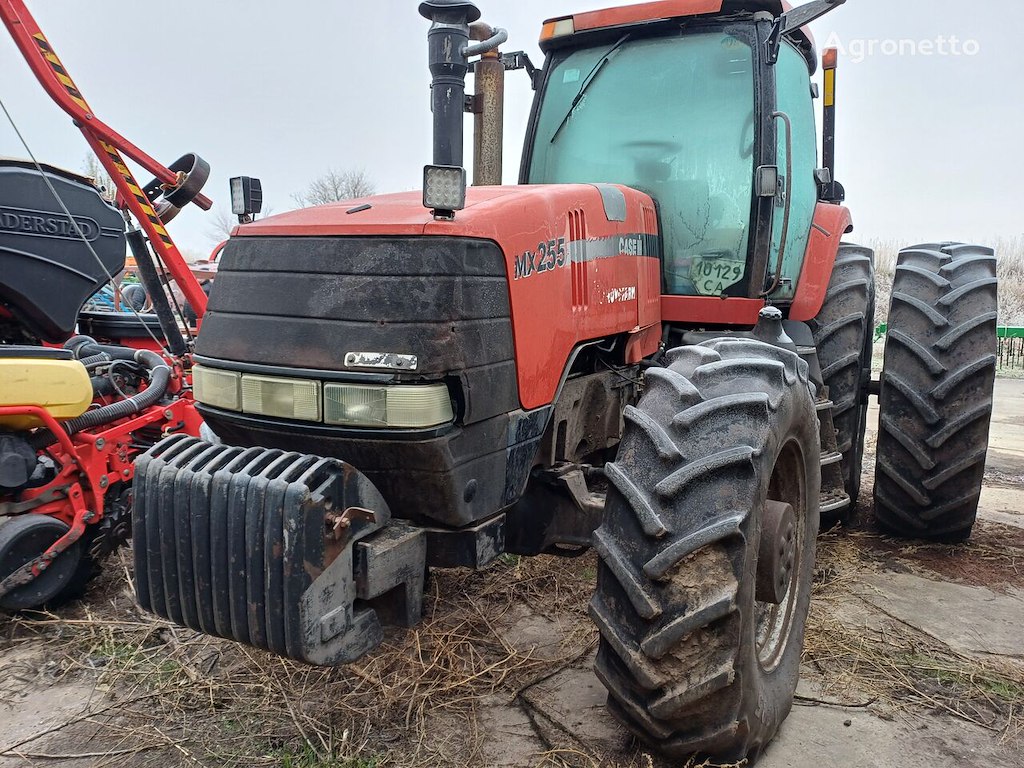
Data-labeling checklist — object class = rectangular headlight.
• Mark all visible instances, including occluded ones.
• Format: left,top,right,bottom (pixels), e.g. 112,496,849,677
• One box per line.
192,365,241,411
241,374,321,421
324,383,453,428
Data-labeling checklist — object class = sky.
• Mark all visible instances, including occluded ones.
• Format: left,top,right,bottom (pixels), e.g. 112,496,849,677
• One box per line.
1,0,1020,258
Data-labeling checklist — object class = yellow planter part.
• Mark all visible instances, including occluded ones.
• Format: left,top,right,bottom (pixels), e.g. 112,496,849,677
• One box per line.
0,357,93,430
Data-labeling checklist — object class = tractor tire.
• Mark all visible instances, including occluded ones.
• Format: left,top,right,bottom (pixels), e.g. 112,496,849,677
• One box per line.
590,338,820,763
808,243,875,519
874,243,998,542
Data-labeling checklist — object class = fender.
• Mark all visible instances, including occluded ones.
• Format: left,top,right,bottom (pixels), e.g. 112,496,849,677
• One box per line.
788,203,853,322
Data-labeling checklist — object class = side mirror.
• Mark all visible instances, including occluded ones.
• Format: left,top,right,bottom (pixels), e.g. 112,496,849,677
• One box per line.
755,165,780,198
230,176,263,223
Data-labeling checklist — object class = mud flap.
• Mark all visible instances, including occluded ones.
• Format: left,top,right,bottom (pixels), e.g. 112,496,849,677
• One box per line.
132,435,425,665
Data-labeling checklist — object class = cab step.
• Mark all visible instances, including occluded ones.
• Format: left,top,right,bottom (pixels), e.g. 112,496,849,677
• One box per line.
820,451,843,468
820,491,852,515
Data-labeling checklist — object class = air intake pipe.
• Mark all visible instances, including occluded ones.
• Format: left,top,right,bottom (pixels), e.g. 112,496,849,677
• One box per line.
418,0,506,170
419,0,479,168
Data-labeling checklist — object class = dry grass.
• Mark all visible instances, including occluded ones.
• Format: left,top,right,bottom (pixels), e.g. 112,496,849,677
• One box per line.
995,236,1024,327
804,521,1024,741
0,553,611,768
3,513,1023,765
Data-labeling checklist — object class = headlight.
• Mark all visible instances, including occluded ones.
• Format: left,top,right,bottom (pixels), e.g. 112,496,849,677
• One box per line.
195,366,452,429
241,374,321,421
324,383,453,428
193,365,241,411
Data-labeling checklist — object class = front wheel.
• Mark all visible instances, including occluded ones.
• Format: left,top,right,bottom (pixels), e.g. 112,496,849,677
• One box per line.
590,338,820,763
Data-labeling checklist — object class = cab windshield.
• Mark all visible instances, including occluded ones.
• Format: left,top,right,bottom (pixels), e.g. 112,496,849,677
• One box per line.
526,31,756,297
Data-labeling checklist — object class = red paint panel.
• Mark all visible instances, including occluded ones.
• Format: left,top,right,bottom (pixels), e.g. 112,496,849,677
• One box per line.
625,323,662,363
661,295,766,326
789,203,854,322
559,1,806,36
570,0,723,31
423,185,658,410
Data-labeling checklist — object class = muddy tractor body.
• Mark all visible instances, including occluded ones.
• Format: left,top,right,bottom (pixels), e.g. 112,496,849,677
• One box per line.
94,0,994,762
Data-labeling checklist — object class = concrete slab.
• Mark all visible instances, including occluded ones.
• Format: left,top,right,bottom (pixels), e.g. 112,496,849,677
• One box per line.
0,678,104,768
979,485,1024,529
858,571,1024,658
522,661,626,756
761,701,1020,768
477,693,546,767
493,603,567,662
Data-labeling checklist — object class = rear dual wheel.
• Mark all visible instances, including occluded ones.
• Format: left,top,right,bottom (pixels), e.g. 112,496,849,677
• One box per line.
809,243,875,522
591,338,819,762
874,243,998,542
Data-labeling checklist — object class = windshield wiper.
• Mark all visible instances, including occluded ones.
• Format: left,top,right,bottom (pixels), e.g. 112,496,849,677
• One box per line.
549,34,631,144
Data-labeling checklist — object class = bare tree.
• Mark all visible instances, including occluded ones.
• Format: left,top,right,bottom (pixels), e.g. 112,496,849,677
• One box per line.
291,168,375,207
206,208,239,243
206,206,275,244
82,154,116,202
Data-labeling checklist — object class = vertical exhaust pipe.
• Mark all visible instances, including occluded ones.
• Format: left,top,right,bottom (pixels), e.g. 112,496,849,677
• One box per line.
418,0,480,168
470,21,504,186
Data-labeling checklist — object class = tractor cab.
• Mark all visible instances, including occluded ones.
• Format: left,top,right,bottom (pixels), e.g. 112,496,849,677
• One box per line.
523,0,833,304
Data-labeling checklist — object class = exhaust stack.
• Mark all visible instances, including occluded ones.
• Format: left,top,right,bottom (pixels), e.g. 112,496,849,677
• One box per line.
469,21,505,186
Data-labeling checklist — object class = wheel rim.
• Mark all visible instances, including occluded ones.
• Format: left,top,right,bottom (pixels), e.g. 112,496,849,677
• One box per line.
754,438,806,671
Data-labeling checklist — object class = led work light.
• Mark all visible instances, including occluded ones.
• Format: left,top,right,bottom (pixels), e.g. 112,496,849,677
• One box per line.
229,176,263,218
423,165,467,213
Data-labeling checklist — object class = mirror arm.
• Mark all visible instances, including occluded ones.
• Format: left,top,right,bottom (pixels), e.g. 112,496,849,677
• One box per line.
765,0,847,64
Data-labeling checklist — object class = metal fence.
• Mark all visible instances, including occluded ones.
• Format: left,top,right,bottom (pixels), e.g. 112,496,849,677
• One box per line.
874,324,1024,371
998,327,1024,371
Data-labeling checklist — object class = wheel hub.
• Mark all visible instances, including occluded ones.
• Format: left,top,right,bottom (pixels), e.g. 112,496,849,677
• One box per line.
756,500,796,604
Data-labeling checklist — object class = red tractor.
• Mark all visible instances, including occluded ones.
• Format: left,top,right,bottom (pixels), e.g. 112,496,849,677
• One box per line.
66,0,999,761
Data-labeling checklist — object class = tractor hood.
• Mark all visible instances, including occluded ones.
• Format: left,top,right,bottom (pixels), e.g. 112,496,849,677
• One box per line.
201,182,661,412
233,185,609,241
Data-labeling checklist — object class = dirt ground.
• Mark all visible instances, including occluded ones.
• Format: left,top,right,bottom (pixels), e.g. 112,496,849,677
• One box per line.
1,380,1022,768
